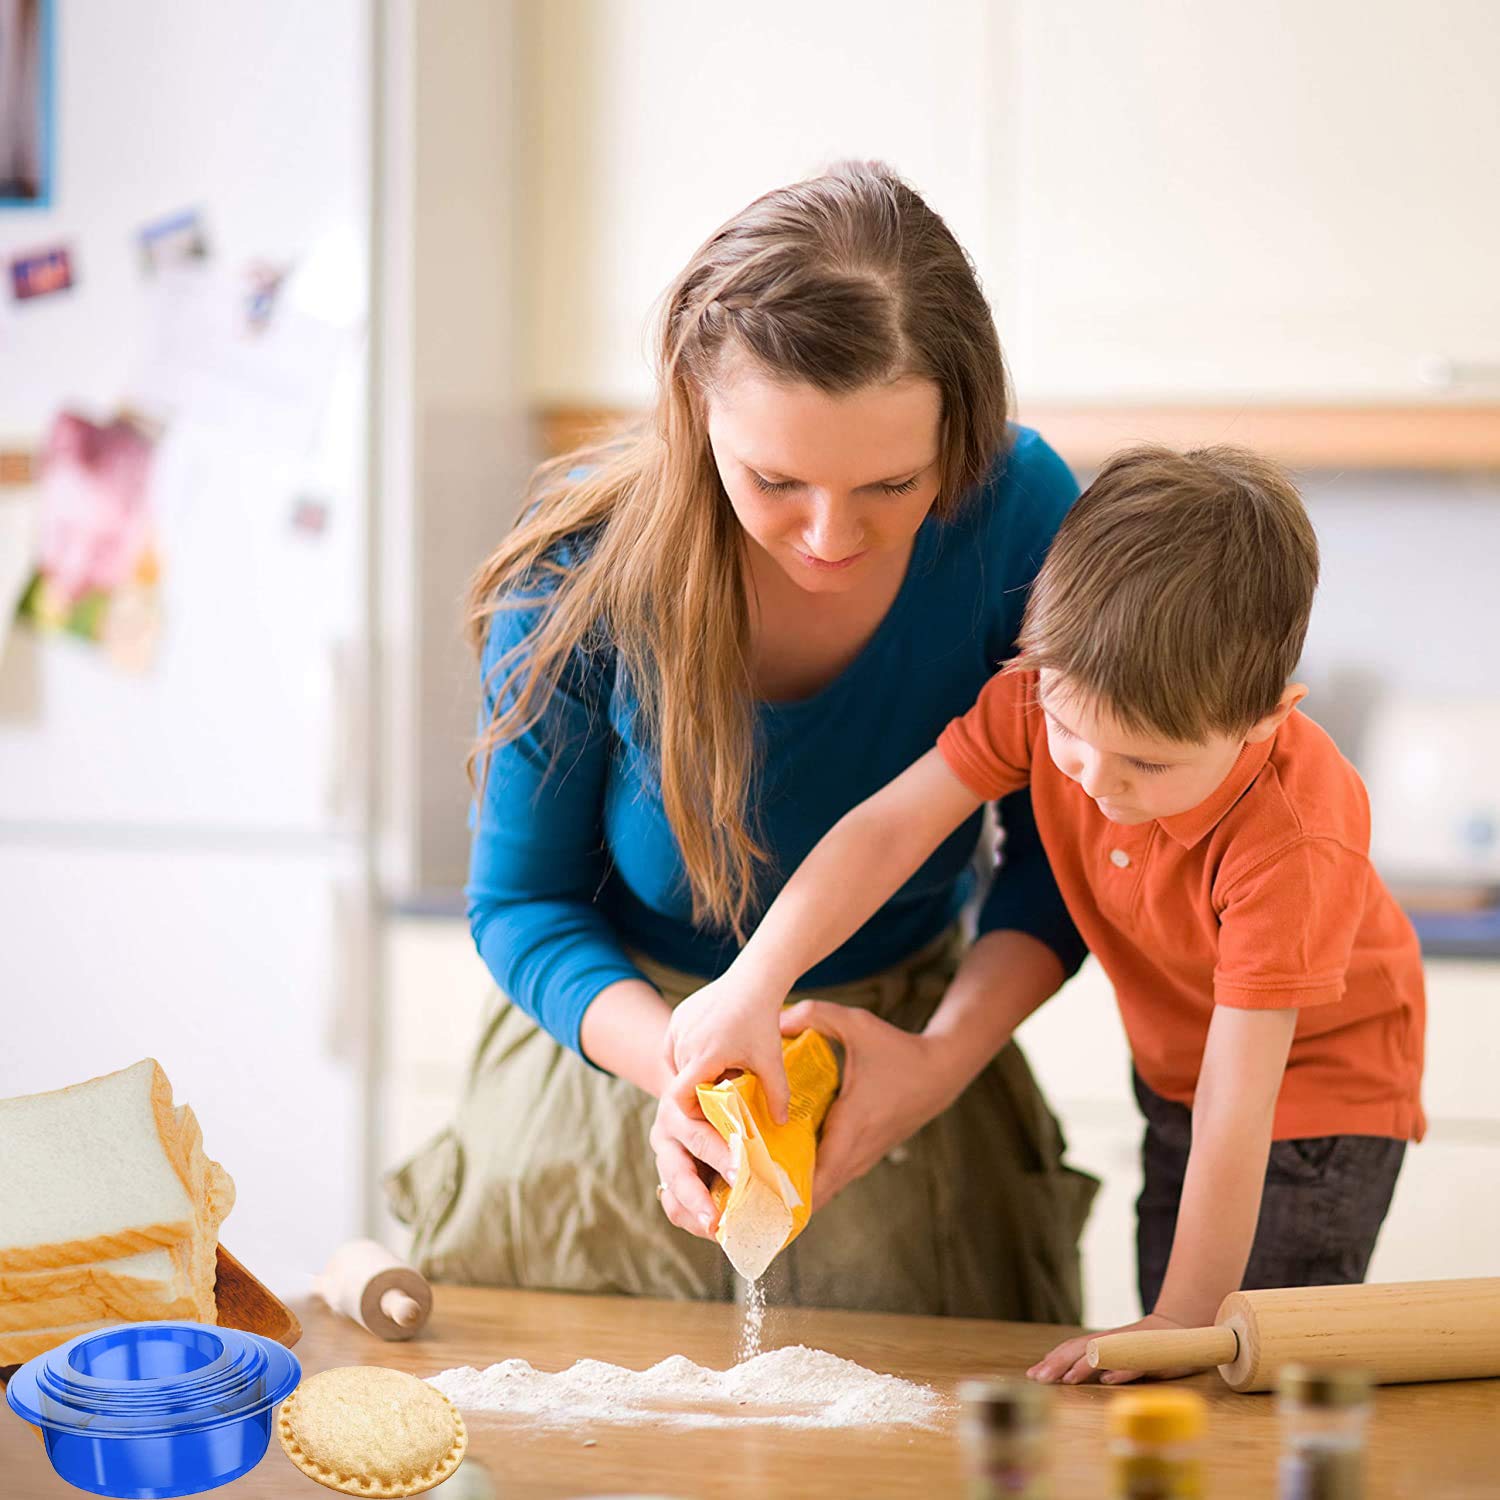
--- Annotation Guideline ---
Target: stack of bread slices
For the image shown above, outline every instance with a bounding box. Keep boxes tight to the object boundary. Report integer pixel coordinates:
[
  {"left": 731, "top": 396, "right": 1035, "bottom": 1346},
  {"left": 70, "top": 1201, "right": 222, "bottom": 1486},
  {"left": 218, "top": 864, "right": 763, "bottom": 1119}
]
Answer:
[{"left": 0, "top": 1058, "right": 235, "bottom": 1364}]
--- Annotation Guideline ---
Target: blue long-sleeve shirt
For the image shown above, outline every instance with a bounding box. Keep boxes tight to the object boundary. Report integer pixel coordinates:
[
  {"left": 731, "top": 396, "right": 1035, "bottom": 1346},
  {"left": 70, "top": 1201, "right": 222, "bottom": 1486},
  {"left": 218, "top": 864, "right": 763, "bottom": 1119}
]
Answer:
[{"left": 467, "top": 426, "right": 1086, "bottom": 1057}]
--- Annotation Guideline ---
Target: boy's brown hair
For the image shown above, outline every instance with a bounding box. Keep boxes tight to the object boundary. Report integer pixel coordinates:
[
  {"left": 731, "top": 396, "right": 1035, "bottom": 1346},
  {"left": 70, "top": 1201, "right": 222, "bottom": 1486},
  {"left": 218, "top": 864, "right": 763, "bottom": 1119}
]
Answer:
[{"left": 1014, "top": 444, "right": 1319, "bottom": 743}]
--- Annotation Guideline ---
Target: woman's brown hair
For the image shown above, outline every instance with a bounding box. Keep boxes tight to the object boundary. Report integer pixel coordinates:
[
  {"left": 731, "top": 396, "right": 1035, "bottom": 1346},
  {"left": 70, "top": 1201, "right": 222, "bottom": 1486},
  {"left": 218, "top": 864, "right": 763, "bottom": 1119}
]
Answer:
[{"left": 467, "top": 160, "right": 1011, "bottom": 937}]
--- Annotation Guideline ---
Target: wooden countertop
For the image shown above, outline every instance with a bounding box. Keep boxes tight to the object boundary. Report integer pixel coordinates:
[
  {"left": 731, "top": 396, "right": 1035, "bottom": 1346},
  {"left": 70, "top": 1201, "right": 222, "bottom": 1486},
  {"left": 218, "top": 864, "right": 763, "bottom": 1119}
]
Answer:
[{"left": 3, "top": 1285, "right": 1497, "bottom": 1496}]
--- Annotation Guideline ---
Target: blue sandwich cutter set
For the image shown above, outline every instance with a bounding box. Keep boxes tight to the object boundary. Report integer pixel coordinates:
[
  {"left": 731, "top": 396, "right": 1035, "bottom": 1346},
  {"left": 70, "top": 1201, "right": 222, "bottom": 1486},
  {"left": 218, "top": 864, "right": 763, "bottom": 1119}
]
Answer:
[{"left": 5, "top": 1320, "right": 302, "bottom": 1497}]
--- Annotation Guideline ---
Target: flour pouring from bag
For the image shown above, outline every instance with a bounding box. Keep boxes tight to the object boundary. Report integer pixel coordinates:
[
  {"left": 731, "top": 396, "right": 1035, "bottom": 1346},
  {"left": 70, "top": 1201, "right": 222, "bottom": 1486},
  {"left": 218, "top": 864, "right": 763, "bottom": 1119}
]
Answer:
[{"left": 695, "top": 1029, "right": 839, "bottom": 1281}]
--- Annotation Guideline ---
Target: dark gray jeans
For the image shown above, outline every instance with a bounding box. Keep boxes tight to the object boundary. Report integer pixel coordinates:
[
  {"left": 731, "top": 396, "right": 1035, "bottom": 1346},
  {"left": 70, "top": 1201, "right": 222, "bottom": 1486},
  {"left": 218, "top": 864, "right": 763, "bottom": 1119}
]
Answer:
[{"left": 1133, "top": 1071, "right": 1406, "bottom": 1315}]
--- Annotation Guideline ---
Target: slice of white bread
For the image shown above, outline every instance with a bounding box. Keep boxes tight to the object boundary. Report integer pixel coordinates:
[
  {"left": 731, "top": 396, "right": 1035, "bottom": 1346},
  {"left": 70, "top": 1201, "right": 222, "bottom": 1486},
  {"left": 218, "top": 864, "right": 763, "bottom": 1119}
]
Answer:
[
  {"left": 0, "top": 1229, "right": 221, "bottom": 1337},
  {"left": 0, "top": 1059, "right": 231, "bottom": 1275},
  {"left": 0, "top": 1060, "right": 234, "bottom": 1362},
  {"left": 164, "top": 1103, "right": 235, "bottom": 1322},
  {"left": 0, "top": 1248, "right": 184, "bottom": 1303},
  {"left": 0, "top": 1320, "right": 119, "bottom": 1367},
  {"left": 0, "top": 1237, "right": 227, "bottom": 1328},
  {"left": 0, "top": 1282, "right": 198, "bottom": 1333}
]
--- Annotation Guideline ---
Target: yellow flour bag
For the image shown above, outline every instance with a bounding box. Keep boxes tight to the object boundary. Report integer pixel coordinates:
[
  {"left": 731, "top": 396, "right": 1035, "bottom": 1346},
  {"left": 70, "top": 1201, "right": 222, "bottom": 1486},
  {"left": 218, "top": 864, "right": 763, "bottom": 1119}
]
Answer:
[{"left": 695, "top": 1029, "right": 839, "bottom": 1281}]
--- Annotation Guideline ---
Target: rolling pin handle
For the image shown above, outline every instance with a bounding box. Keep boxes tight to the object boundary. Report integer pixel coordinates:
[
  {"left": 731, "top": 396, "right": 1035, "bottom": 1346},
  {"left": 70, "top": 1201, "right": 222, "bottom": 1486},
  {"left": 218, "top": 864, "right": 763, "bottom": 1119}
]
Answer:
[
  {"left": 1087, "top": 1325, "right": 1240, "bottom": 1372},
  {"left": 380, "top": 1288, "right": 424, "bottom": 1329}
]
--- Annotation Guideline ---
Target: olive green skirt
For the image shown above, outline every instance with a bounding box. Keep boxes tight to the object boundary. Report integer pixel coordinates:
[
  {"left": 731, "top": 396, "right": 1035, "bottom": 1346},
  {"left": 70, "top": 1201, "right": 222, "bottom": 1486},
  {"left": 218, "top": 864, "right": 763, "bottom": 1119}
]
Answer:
[{"left": 385, "top": 929, "right": 1097, "bottom": 1321}]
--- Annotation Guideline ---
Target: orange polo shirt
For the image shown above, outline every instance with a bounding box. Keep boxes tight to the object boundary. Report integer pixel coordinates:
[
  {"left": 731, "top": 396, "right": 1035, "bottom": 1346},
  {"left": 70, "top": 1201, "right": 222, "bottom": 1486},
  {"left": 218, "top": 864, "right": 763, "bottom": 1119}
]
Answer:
[{"left": 938, "top": 669, "right": 1426, "bottom": 1142}]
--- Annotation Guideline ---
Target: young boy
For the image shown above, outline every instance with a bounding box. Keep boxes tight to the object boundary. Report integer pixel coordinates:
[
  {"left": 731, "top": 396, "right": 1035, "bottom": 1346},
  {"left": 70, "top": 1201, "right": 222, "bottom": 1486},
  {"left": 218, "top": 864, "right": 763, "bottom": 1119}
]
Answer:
[{"left": 664, "top": 444, "right": 1425, "bottom": 1382}]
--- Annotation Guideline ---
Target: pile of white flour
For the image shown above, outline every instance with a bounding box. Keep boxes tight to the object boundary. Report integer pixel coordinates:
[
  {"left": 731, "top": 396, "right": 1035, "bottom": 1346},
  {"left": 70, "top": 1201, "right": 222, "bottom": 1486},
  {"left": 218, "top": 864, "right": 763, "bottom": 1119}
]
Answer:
[{"left": 427, "top": 1345, "right": 947, "bottom": 1431}]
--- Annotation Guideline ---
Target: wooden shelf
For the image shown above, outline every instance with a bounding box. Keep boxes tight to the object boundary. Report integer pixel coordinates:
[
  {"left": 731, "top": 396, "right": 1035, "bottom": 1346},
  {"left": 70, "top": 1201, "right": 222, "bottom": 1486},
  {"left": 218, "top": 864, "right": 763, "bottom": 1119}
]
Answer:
[
  {"left": 0, "top": 450, "right": 36, "bottom": 486},
  {"left": 1017, "top": 404, "right": 1500, "bottom": 473},
  {"left": 536, "top": 406, "right": 639, "bottom": 460},
  {"left": 537, "top": 403, "right": 1500, "bottom": 472}
]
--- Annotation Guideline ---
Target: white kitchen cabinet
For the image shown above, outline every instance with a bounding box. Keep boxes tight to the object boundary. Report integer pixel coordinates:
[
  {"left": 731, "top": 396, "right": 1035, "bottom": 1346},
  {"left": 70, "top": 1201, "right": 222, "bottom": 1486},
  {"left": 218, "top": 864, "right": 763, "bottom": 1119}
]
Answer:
[
  {"left": 376, "top": 915, "right": 492, "bottom": 1241},
  {"left": 1020, "top": 956, "right": 1500, "bottom": 1324},
  {"left": 524, "top": 2, "right": 1500, "bottom": 408},
  {"left": 521, "top": 0, "right": 997, "bottom": 405},
  {"left": 1013, "top": 958, "right": 1140, "bottom": 1324},
  {"left": 996, "top": 0, "right": 1500, "bottom": 401}
]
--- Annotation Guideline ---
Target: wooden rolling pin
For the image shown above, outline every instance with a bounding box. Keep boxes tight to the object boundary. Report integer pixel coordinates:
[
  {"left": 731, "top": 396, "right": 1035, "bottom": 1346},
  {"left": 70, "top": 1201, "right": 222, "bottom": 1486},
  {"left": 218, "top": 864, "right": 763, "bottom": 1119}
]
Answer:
[
  {"left": 1088, "top": 1277, "right": 1500, "bottom": 1392},
  {"left": 314, "top": 1239, "right": 433, "bottom": 1341}
]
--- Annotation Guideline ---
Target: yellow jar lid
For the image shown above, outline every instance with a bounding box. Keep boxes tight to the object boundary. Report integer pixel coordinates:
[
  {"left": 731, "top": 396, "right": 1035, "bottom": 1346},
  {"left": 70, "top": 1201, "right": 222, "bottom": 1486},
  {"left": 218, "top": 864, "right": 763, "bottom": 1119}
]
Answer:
[{"left": 1109, "top": 1389, "right": 1208, "bottom": 1444}]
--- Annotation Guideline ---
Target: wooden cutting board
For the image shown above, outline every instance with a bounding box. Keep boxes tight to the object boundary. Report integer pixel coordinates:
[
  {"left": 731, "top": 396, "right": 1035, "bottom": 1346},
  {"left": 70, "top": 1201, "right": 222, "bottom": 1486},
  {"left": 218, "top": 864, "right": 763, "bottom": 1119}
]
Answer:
[
  {"left": 213, "top": 1244, "right": 302, "bottom": 1347},
  {"left": 1, "top": 1245, "right": 299, "bottom": 1440}
]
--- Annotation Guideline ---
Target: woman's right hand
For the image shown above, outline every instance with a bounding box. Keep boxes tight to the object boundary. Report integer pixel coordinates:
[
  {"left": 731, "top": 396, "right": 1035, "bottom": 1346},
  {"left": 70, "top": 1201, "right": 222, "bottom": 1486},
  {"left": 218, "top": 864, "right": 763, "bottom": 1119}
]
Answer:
[
  {"left": 648, "top": 1089, "right": 734, "bottom": 1239},
  {"left": 662, "top": 968, "right": 791, "bottom": 1123}
]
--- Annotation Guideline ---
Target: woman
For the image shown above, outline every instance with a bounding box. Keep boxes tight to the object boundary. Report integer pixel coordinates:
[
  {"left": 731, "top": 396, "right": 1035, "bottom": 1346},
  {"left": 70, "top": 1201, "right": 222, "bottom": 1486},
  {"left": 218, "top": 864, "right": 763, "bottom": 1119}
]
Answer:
[{"left": 386, "top": 161, "right": 1096, "bottom": 1320}]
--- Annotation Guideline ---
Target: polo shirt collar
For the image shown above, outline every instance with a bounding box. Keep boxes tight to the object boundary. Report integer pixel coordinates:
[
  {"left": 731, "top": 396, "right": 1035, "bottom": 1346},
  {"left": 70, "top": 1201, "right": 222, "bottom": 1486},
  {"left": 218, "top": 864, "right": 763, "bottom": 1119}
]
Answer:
[{"left": 1156, "top": 733, "right": 1277, "bottom": 849}]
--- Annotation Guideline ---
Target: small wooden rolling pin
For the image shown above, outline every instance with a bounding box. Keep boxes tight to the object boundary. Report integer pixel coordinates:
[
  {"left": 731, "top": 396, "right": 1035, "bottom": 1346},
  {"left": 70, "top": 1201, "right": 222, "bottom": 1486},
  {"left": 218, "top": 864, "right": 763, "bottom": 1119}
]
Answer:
[
  {"left": 314, "top": 1239, "right": 433, "bottom": 1341},
  {"left": 1088, "top": 1277, "right": 1500, "bottom": 1392}
]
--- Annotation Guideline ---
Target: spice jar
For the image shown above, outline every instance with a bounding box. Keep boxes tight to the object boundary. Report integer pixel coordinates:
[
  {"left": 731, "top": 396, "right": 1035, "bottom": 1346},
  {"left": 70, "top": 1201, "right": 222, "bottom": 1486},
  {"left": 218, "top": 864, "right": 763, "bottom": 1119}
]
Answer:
[
  {"left": 1109, "top": 1389, "right": 1206, "bottom": 1499},
  {"left": 958, "top": 1377, "right": 1049, "bottom": 1497},
  {"left": 1277, "top": 1365, "right": 1372, "bottom": 1500}
]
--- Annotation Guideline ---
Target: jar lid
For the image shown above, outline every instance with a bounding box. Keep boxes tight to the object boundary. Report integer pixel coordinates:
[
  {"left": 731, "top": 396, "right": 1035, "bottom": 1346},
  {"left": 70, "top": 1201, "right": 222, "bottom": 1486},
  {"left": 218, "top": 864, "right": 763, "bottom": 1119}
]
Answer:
[
  {"left": 958, "top": 1377, "right": 1049, "bottom": 1430},
  {"left": 1277, "top": 1365, "right": 1373, "bottom": 1408},
  {"left": 1109, "top": 1389, "right": 1207, "bottom": 1444}
]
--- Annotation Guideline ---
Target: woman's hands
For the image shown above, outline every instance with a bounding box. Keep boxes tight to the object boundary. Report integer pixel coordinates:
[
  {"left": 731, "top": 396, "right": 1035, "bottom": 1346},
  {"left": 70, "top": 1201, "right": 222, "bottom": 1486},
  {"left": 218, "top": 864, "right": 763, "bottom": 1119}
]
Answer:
[
  {"left": 652, "top": 994, "right": 967, "bottom": 1238},
  {"left": 651, "top": 931, "right": 1069, "bottom": 1241},
  {"left": 648, "top": 1087, "right": 733, "bottom": 1240},
  {"left": 778, "top": 999, "right": 968, "bottom": 1211},
  {"left": 662, "top": 969, "right": 791, "bottom": 1122},
  {"left": 651, "top": 964, "right": 789, "bottom": 1241}
]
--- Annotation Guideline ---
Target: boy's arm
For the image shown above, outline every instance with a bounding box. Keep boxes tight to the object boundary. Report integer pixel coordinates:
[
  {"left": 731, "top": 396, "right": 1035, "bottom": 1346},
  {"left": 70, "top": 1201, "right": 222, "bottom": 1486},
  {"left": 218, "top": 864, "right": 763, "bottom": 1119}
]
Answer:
[
  {"left": 1155, "top": 834, "right": 1369, "bottom": 1324},
  {"left": 663, "top": 749, "right": 985, "bottom": 1117},
  {"left": 740, "top": 748, "right": 986, "bottom": 991},
  {"left": 1152, "top": 1004, "right": 1299, "bottom": 1328},
  {"left": 1028, "top": 1003, "right": 1297, "bottom": 1383}
]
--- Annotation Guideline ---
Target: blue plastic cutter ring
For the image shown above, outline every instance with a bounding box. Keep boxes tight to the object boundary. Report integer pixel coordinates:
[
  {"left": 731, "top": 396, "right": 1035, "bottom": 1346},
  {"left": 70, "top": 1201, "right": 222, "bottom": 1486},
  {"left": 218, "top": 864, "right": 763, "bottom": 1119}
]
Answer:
[{"left": 5, "top": 1320, "right": 301, "bottom": 1498}]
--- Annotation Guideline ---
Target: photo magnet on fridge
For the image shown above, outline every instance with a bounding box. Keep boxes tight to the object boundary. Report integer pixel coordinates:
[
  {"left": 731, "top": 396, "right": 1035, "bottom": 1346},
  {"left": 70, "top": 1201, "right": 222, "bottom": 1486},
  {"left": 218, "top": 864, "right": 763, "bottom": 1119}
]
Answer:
[
  {"left": 138, "top": 207, "right": 211, "bottom": 276},
  {"left": 9, "top": 242, "right": 72, "bottom": 300}
]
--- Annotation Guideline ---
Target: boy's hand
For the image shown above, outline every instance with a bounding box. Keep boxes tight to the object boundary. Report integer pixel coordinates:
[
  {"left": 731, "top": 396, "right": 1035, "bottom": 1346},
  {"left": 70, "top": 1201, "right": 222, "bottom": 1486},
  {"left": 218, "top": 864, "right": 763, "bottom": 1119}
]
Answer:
[
  {"left": 648, "top": 1088, "right": 734, "bottom": 1240},
  {"left": 664, "top": 969, "right": 791, "bottom": 1124},
  {"left": 1027, "top": 1313, "right": 1194, "bottom": 1385},
  {"left": 779, "top": 999, "right": 966, "bottom": 1211}
]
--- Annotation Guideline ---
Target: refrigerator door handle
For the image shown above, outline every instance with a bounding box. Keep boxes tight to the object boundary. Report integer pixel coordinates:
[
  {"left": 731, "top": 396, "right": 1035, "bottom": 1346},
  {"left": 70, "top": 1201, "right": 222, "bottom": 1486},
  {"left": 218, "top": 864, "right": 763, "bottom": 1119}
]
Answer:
[
  {"left": 327, "top": 639, "right": 368, "bottom": 831},
  {"left": 326, "top": 877, "right": 372, "bottom": 1063}
]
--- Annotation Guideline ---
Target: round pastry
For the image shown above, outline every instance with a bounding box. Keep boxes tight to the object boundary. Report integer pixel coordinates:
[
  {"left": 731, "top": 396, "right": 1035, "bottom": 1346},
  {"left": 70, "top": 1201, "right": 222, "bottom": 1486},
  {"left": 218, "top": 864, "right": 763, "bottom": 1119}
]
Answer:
[{"left": 277, "top": 1365, "right": 468, "bottom": 1497}]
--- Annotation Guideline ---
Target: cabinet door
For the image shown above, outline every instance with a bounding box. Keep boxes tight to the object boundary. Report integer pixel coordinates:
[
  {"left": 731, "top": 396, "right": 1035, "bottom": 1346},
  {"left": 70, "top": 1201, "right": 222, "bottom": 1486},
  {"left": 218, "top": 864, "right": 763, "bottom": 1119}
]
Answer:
[
  {"left": 380, "top": 917, "right": 492, "bottom": 1171},
  {"left": 523, "top": 0, "right": 995, "bottom": 403},
  {"left": 997, "top": 0, "right": 1500, "bottom": 400},
  {"left": 1368, "top": 1134, "right": 1500, "bottom": 1283}
]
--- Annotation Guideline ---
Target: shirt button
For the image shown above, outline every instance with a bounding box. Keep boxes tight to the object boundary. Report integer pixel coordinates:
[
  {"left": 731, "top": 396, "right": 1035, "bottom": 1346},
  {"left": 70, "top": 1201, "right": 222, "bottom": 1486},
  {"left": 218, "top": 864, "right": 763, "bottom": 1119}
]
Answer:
[{"left": 1109, "top": 848, "right": 1131, "bottom": 868}]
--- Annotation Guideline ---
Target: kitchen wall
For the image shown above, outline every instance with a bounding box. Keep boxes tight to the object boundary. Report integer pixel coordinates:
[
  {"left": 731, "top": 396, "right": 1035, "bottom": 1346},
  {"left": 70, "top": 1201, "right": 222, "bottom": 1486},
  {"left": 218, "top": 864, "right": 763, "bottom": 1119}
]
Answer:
[{"left": 1300, "top": 472, "right": 1500, "bottom": 719}]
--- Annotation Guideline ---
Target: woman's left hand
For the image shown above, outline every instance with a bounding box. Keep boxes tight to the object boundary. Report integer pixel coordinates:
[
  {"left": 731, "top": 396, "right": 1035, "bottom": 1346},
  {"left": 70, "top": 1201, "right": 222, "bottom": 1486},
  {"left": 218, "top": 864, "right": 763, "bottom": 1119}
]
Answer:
[
  {"left": 778, "top": 999, "right": 966, "bottom": 1211},
  {"left": 1026, "top": 1313, "right": 1194, "bottom": 1386}
]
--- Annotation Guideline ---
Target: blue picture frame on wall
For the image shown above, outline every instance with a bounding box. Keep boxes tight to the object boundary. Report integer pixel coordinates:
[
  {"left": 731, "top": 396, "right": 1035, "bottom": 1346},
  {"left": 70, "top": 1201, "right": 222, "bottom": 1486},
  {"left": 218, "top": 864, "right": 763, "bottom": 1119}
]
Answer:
[{"left": 0, "top": 0, "right": 54, "bottom": 208}]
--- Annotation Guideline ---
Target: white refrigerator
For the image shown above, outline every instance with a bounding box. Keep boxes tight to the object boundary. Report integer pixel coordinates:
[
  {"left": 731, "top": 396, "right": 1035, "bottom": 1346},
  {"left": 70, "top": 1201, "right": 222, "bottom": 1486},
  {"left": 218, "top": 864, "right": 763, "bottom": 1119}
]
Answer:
[{"left": 0, "top": 0, "right": 374, "bottom": 1294}]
